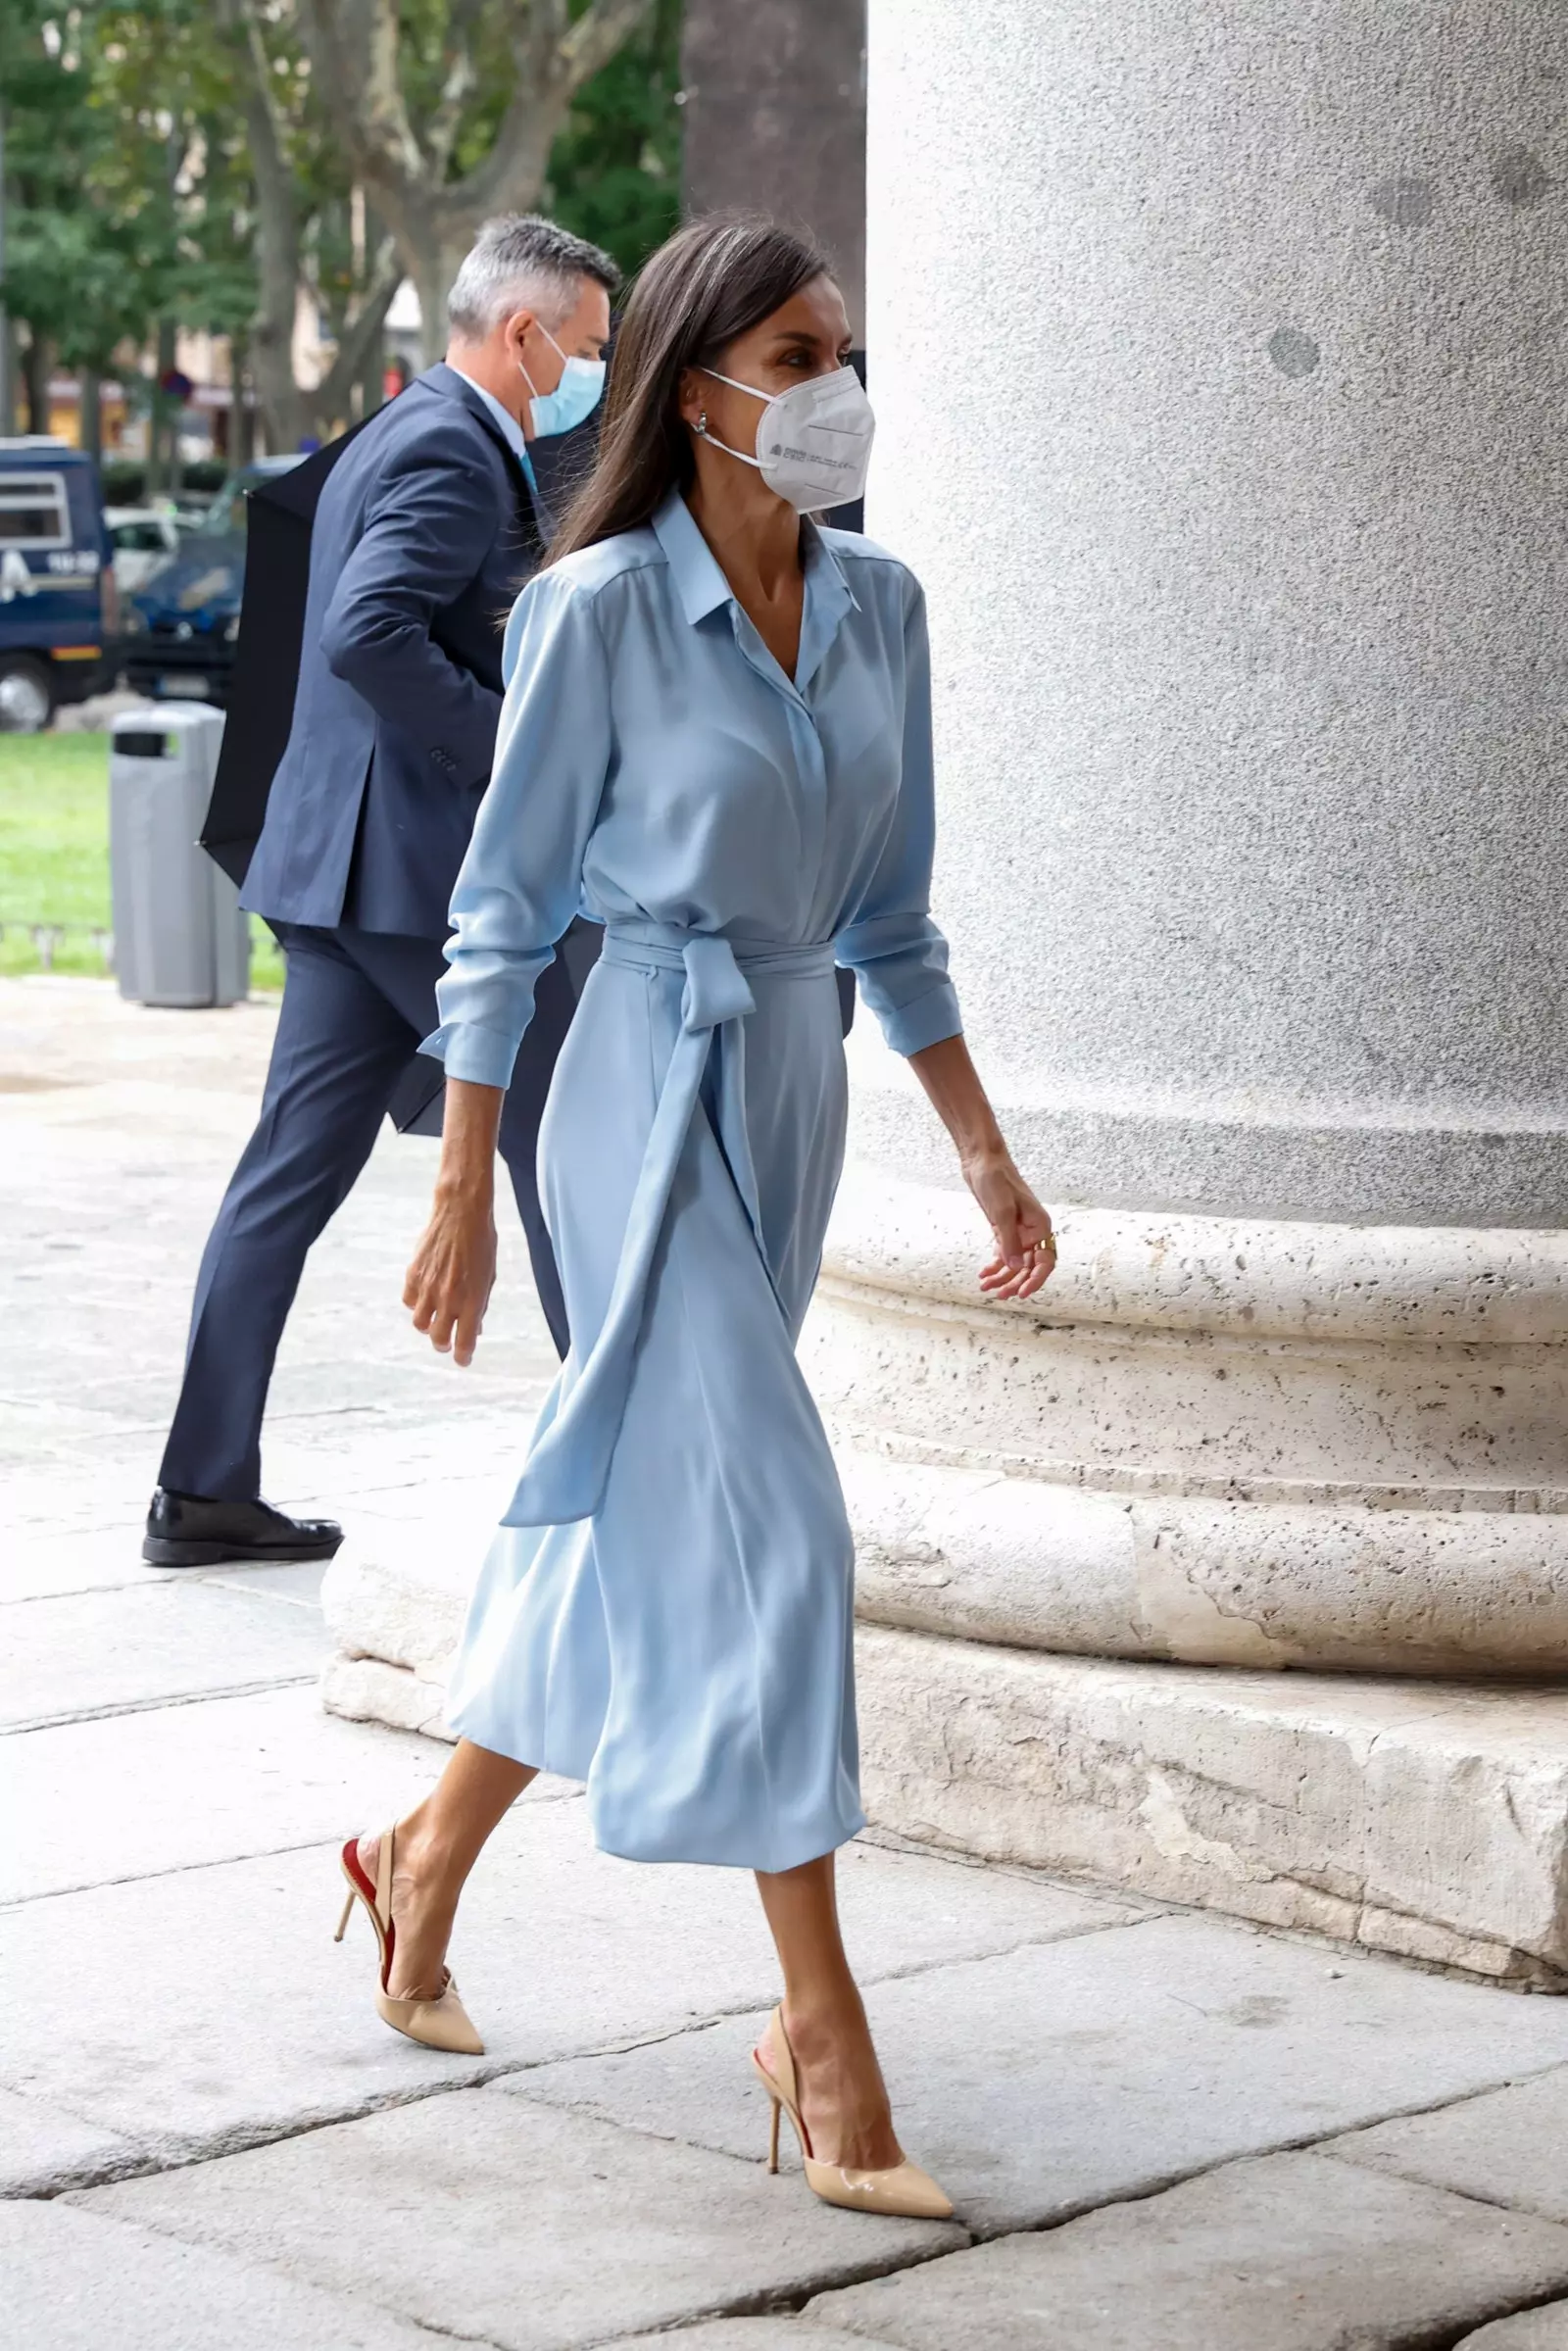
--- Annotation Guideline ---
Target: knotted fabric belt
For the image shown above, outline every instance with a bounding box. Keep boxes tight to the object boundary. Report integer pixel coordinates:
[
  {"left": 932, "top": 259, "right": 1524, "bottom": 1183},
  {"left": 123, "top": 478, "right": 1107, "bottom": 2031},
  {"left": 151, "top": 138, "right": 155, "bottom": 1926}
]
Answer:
[{"left": 502, "top": 922, "right": 837, "bottom": 1528}]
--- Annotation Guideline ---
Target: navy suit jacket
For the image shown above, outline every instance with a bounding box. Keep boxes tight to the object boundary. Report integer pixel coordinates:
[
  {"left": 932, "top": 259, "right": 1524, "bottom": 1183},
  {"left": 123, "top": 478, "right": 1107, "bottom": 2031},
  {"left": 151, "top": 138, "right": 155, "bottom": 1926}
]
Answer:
[{"left": 242, "top": 365, "right": 545, "bottom": 941}]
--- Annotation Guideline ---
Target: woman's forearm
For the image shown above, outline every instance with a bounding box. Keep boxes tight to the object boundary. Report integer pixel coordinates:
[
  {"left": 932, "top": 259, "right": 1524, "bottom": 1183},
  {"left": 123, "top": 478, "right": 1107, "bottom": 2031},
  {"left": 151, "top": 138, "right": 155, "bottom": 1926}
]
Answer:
[
  {"left": 908, "top": 1032, "right": 1055, "bottom": 1296},
  {"left": 907, "top": 1033, "right": 1009, "bottom": 1170},
  {"left": 407, "top": 1077, "right": 504, "bottom": 1365},
  {"left": 435, "top": 1077, "right": 505, "bottom": 1205}
]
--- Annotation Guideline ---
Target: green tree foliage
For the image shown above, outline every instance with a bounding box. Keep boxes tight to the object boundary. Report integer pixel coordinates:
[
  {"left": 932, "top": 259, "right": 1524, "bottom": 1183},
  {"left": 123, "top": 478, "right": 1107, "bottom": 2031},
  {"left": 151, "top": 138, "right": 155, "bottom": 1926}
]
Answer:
[
  {"left": 544, "top": 0, "right": 682, "bottom": 272},
  {"left": 0, "top": 0, "right": 257, "bottom": 375},
  {"left": 0, "top": 0, "right": 684, "bottom": 433},
  {"left": 438, "top": 0, "right": 682, "bottom": 276}
]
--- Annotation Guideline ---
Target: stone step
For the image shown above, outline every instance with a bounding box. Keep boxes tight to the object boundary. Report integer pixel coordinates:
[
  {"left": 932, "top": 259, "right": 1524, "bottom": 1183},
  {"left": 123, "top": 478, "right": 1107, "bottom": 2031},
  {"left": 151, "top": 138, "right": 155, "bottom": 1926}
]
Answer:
[
  {"left": 319, "top": 1541, "right": 1568, "bottom": 1987},
  {"left": 855, "top": 1625, "right": 1568, "bottom": 1987},
  {"left": 838, "top": 1445, "right": 1568, "bottom": 1678}
]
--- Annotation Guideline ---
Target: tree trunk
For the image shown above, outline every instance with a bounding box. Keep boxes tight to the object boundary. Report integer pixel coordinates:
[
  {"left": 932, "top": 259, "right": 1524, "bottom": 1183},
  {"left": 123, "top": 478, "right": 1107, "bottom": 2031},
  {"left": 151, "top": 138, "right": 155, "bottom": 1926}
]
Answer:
[
  {"left": 79, "top": 367, "right": 102, "bottom": 464},
  {"left": 220, "top": 0, "right": 306, "bottom": 454},
  {"left": 409, "top": 235, "right": 465, "bottom": 370},
  {"left": 250, "top": 309, "right": 305, "bottom": 453},
  {"left": 147, "top": 318, "right": 176, "bottom": 495},
  {"left": 21, "top": 329, "right": 49, "bottom": 435},
  {"left": 295, "top": 0, "right": 652, "bottom": 369},
  {"left": 231, "top": 331, "right": 257, "bottom": 465},
  {"left": 355, "top": 204, "right": 387, "bottom": 421},
  {"left": 354, "top": 329, "right": 384, "bottom": 424}
]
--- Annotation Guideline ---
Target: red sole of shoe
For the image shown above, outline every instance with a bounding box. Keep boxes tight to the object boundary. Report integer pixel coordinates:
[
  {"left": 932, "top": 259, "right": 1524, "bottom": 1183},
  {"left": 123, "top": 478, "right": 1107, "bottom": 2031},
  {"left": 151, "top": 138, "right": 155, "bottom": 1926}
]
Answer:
[{"left": 339, "top": 1837, "right": 394, "bottom": 1988}]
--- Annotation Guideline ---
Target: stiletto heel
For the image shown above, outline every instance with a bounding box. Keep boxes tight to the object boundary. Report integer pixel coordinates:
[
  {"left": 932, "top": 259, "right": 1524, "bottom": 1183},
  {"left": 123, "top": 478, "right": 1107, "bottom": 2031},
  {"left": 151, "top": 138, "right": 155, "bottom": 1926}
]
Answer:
[
  {"left": 335, "top": 1826, "right": 484, "bottom": 2056},
  {"left": 766, "top": 2090, "right": 781, "bottom": 2174},
  {"left": 749, "top": 2003, "right": 954, "bottom": 2221}
]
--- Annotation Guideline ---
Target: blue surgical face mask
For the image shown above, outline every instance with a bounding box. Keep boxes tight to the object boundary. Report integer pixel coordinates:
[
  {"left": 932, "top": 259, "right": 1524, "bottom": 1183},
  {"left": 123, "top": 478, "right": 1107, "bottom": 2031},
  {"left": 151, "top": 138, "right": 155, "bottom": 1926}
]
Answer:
[{"left": 520, "top": 323, "right": 606, "bottom": 437}]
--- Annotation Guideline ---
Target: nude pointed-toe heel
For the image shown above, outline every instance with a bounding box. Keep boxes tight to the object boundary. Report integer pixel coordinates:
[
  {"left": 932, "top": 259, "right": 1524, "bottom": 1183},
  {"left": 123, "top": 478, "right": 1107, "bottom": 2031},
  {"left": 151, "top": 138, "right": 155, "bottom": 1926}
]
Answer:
[
  {"left": 750, "top": 2003, "right": 954, "bottom": 2221},
  {"left": 334, "top": 1826, "right": 484, "bottom": 2057}
]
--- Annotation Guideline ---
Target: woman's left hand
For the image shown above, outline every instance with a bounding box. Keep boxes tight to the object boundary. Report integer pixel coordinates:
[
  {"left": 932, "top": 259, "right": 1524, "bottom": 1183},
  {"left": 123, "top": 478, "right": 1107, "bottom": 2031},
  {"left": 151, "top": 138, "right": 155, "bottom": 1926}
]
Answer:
[{"left": 965, "top": 1148, "right": 1057, "bottom": 1301}]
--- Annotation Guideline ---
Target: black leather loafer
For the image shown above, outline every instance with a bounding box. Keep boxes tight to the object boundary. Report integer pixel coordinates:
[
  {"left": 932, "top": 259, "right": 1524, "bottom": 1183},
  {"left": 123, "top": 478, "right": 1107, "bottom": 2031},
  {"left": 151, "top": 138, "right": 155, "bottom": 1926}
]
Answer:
[{"left": 142, "top": 1488, "right": 344, "bottom": 1568}]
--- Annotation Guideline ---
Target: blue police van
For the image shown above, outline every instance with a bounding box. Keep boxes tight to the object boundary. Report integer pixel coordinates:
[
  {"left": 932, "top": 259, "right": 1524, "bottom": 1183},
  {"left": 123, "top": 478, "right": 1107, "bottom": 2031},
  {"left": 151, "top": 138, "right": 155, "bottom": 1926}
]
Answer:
[
  {"left": 0, "top": 437, "right": 117, "bottom": 731},
  {"left": 119, "top": 454, "right": 305, "bottom": 708}
]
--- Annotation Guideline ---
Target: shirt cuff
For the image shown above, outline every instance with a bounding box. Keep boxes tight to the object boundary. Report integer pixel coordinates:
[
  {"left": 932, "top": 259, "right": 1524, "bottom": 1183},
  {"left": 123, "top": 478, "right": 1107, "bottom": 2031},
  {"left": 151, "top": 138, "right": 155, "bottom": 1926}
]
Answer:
[
  {"left": 418, "top": 1021, "right": 519, "bottom": 1091},
  {"left": 879, "top": 981, "right": 963, "bottom": 1058}
]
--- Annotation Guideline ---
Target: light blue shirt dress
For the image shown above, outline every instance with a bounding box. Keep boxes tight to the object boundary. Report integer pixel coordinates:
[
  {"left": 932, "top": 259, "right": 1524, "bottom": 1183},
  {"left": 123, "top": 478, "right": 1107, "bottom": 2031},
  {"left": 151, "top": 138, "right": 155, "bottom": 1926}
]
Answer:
[{"left": 423, "top": 488, "right": 962, "bottom": 1873}]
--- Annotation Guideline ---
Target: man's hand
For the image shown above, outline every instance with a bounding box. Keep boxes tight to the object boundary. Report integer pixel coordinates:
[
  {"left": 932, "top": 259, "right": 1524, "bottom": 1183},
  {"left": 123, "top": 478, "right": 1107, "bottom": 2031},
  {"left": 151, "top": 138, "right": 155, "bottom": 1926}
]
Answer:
[{"left": 404, "top": 1190, "right": 497, "bottom": 1367}]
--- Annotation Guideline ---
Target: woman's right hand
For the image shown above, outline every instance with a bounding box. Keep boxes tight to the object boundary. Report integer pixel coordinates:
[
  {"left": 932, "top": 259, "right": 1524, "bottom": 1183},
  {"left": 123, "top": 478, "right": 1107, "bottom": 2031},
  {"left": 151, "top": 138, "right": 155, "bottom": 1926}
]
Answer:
[
  {"left": 405, "top": 1075, "right": 506, "bottom": 1366},
  {"left": 404, "top": 1186, "right": 497, "bottom": 1367}
]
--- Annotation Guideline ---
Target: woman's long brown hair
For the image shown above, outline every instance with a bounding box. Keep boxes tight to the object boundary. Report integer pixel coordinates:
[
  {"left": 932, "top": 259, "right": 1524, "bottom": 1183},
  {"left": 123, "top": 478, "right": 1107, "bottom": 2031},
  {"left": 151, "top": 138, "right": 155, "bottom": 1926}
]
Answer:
[{"left": 543, "top": 215, "right": 833, "bottom": 568}]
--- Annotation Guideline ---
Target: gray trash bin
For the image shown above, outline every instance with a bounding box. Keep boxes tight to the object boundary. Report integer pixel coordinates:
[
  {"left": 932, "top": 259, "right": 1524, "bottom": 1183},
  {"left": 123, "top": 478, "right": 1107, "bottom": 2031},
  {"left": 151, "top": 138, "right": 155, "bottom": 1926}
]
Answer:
[{"left": 109, "top": 704, "right": 250, "bottom": 1008}]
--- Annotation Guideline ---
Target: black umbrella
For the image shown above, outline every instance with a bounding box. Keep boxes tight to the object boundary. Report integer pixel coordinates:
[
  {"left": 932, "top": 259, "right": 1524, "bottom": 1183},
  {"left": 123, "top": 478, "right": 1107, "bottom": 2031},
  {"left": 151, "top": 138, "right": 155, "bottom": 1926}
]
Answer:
[{"left": 198, "top": 422, "right": 370, "bottom": 889}]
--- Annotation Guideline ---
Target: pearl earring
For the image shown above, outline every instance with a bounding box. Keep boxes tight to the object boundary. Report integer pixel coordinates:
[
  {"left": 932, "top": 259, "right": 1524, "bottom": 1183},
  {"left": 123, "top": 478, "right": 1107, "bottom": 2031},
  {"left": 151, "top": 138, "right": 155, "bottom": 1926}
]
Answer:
[{"left": 696, "top": 409, "right": 709, "bottom": 435}]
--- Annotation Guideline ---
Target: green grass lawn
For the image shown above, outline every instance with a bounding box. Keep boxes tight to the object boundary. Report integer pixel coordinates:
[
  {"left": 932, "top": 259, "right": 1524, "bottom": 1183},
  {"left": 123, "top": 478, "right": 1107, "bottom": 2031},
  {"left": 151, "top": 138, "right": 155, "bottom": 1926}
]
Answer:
[{"left": 0, "top": 731, "right": 284, "bottom": 989}]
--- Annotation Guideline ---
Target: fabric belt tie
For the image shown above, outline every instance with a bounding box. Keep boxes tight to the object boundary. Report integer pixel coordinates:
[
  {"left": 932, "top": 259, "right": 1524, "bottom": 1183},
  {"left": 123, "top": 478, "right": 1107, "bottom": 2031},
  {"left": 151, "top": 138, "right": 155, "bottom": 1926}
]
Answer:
[{"left": 502, "top": 922, "right": 837, "bottom": 1529}]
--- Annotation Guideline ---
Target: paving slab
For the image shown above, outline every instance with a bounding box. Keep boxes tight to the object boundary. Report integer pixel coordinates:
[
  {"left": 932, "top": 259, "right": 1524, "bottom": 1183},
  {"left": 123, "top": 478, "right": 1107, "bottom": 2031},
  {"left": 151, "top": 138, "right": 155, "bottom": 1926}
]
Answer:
[
  {"left": 1458, "top": 2307, "right": 1568, "bottom": 2348},
  {"left": 200, "top": 1560, "right": 330, "bottom": 1604},
  {"left": 0, "top": 980, "right": 551, "bottom": 1510},
  {"left": 2, "top": 1460, "right": 169, "bottom": 1539},
  {"left": 619, "top": 2327, "right": 903, "bottom": 2348},
  {"left": 0, "top": 1581, "right": 326, "bottom": 1729},
  {"left": 1, "top": 2199, "right": 445, "bottom": 2349},
  {"left": 0, "top": 1799, "right": 1131, "bottom": 2185},
  {"left": 74, "top": 2087, "right": 964, "bottom": 2350},
  {"left": 0, "top": 2087, "right": 140, "bottom": 2197},
  {"left": 504, "top": 1910, "right": 1568, "bottom": 2235},
  {"left": 0, "top": 1524, "right": 169, "bottom": 1601},
  {"left": 1325, "top": 2067, "right": 1568, "bottom": 2225},
  {"left": 1, "top": 1685, "right": 448, "bottom": 1902},
  {"left": 807, "top": 2150, "right": 1568, "bottom": 2350}
]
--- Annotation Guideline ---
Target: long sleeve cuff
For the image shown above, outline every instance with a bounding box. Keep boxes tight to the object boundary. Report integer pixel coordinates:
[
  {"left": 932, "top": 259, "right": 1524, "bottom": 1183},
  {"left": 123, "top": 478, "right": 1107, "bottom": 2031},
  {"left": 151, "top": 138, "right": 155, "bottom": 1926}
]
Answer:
[
  {"left": 876, "top": 979, "right": 963, "bottom": 1057},
  {"left": 418, "top": 1020, "right": 521, "bottom": 1090}
]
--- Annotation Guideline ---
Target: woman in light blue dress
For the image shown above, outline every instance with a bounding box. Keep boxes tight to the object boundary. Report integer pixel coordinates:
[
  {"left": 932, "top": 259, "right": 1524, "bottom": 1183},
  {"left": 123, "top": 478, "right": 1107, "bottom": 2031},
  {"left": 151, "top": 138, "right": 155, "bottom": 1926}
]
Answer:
[{"left": 337, "top": 219, "right": 1054, "bottom": 2221}]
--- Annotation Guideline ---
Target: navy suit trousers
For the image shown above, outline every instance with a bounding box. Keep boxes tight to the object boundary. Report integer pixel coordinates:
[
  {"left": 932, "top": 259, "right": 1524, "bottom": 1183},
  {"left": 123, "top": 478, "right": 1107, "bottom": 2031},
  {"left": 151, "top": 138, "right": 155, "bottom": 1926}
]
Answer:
[{"left": 159, "top": 920, "right": 597, "bottom": 1502}]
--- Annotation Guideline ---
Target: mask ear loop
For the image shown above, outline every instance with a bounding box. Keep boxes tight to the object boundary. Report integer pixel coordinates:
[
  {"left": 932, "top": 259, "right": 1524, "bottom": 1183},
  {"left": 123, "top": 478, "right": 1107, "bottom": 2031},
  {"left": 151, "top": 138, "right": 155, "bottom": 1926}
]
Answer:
[
  {"left": 693, "top": 396, "right": 764, "bottom": 473},
  {"left": 518, "top": 320, "right": 570, "bottom": 404}
]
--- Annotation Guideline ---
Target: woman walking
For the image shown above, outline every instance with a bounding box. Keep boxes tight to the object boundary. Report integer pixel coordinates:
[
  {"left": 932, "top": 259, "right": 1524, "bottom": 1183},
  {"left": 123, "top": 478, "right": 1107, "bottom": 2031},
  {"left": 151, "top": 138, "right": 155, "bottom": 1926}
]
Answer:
[{"left": 336, "top": 217, "right": 1055, "bottom": 2221}]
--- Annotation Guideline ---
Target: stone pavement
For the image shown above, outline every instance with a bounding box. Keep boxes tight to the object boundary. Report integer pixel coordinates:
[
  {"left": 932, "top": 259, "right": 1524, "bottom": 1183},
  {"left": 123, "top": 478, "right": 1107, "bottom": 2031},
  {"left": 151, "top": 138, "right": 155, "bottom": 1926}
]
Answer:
[{"left": 5, "top": 974, "right": 1568, "bottom": 2350}]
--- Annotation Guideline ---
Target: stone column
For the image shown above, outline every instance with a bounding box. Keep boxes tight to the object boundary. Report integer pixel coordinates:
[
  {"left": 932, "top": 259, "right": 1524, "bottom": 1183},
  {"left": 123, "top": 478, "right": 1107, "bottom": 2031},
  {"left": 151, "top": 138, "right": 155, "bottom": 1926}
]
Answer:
[
  {"left": 800, "top": 0, "right": 1568, "bottom": 1982},
  {"left": 679, "top": 0, "right": 865, "bottom": 341}
]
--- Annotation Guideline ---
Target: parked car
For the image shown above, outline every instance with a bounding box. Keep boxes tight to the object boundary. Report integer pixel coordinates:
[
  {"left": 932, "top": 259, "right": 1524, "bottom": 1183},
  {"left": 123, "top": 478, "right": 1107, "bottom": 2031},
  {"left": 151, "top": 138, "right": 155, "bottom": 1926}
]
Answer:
[
  {"left": 105, "top": 505, "right": 181, "bottom": 595},
  {"left": 119, "top": 455, "right": 305, "bottom": 708},
  {"left": 0, "top": 436, "right": 118, "bottom": 732}
]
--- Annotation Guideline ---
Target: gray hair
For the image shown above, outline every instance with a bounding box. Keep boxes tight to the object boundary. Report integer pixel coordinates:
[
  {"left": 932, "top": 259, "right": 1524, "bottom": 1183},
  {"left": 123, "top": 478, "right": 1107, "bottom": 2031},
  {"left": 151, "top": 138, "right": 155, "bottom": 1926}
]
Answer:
[{"left": 447, "top": 215, "right": 618, "bottom": 340}]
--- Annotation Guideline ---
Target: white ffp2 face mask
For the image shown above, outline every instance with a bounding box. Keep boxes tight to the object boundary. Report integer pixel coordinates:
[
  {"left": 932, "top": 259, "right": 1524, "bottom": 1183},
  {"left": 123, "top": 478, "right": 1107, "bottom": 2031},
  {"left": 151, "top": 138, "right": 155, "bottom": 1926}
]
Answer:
[{"left": 698, "top": 364, "right": 874, "bottom": 511}]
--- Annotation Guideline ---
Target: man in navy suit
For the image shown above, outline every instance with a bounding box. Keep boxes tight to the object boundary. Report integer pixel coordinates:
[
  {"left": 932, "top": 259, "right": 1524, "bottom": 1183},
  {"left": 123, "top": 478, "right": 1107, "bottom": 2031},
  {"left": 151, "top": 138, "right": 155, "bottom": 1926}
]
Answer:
[{"left": 144, "top": 216, "right": 617, "bottom": 1568}]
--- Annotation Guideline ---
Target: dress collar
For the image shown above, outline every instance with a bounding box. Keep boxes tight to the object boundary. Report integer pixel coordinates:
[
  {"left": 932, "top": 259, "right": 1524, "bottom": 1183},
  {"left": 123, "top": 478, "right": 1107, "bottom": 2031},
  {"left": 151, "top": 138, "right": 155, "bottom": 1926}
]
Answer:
[
  {"left": 651, "top": 489, "right": 858, "bottom": 687},
  {"left": 796, "top": 516, "right": 858, "bottom": 692},
  {"left": 652, "top": 489, "right": 734, "bottom": 623}
]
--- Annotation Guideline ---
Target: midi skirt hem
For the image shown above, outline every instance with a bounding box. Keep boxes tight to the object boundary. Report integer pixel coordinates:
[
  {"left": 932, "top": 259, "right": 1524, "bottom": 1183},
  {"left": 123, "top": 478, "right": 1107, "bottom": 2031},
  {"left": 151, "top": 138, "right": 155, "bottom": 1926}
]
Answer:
[{"left": 444, "top": 1695, "right": 864, "bottom": 1875}]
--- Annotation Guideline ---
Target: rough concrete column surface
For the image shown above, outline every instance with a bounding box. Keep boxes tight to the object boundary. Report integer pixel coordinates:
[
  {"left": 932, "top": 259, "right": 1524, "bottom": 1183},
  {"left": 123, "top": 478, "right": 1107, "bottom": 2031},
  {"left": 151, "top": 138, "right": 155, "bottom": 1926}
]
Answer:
[{"left": 864, "top": 0, "right": 1568, "bottom": 1224}]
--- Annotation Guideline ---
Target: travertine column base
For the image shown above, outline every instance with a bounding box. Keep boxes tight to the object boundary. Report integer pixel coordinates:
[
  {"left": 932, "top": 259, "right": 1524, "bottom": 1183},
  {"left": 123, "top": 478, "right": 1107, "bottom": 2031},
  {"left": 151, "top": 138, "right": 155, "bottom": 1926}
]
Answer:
[
  {"left": 855, "top": 1626, "right": 1568, "bottom": 1989},
  {"left": 320, "top": 1537, "right": 470, "bottom": 1743},
  {"left": 801, "top": 1165, "right": 1568, "bottom": 1677}
]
